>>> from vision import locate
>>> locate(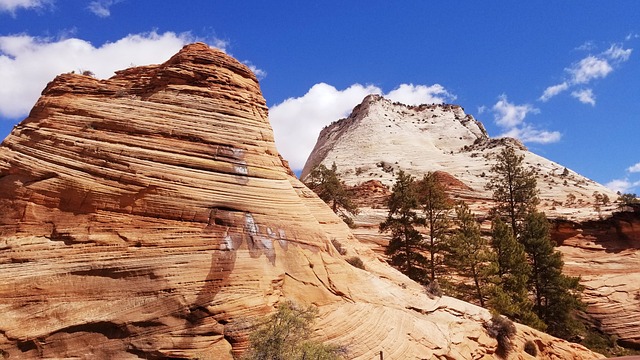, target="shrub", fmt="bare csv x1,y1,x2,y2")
486,313,517,358
244,301,345,360
330,239,347,256
340,215,356,229
424,279,442,298
345,256,365,270
524,340,538,357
